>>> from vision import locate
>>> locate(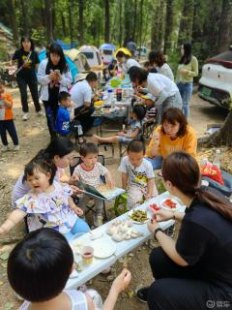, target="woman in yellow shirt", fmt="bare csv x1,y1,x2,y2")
176,43,198,118
145,108,197,169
